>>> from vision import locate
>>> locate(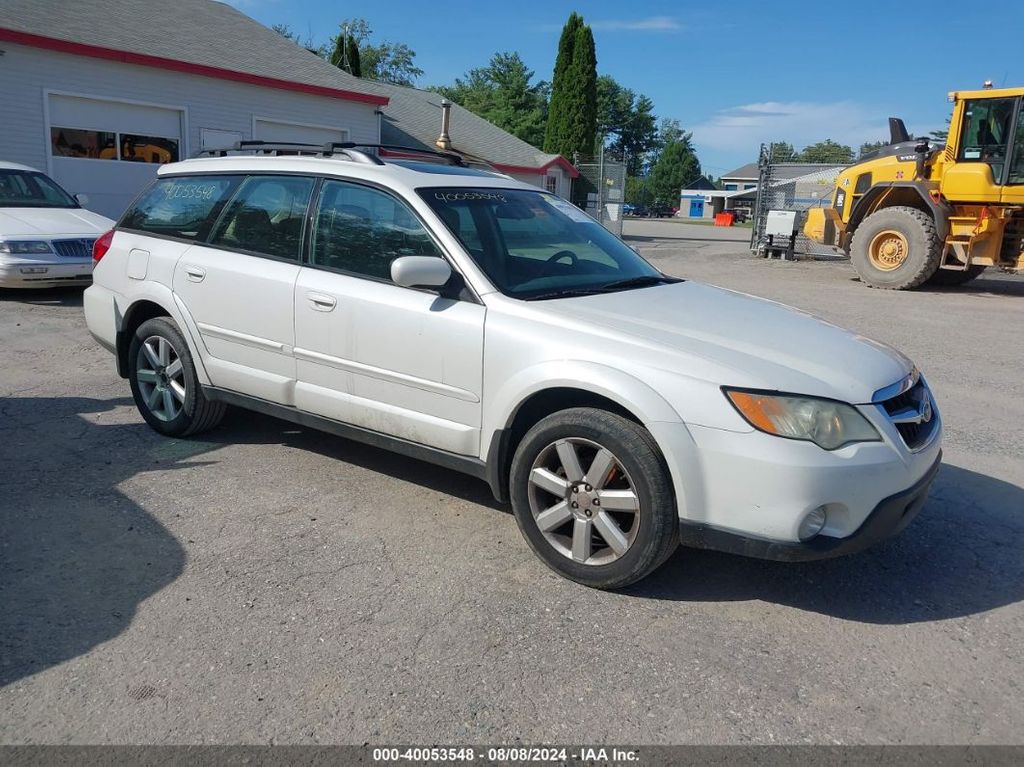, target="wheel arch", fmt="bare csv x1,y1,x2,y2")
846,182,951,246
482,363,684,504
116,287,209,384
